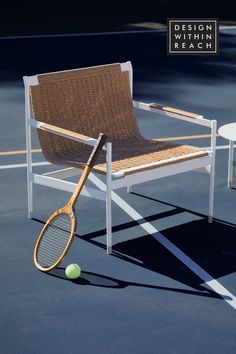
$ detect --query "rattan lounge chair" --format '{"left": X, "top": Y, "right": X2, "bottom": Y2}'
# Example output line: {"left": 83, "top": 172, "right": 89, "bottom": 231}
{"left": 24, "top": 61, "right": 217, "bottom": 253}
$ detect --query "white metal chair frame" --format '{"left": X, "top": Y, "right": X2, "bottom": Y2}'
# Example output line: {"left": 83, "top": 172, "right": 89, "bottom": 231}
{"left": 24, "top": 61, "right": 217, "bottom": 254}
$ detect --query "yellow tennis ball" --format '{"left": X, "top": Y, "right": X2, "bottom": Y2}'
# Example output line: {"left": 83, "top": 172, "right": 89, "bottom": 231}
{"left": 65, "top": 264, "right": 81, "bottom": 279}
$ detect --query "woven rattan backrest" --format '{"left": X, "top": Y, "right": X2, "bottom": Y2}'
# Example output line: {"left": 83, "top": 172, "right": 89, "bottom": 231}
{"left": 30, "top": 63, "right": 141, "bottom": 163}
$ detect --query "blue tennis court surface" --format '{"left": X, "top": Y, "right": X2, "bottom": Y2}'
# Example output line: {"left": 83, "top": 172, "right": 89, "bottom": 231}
{"left": 0, "top": 29, "right": 236, "bottom": 353}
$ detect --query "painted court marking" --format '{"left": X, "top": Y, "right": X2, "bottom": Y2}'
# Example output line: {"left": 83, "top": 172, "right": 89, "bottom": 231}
{"left": 0, "top": 29, "right": 165, "bottom": 40}
{"left": 0, "top": 148, "right": 41, "bottom": 156}
{"left": 0, "top": 26, "right": 233, "bottom": 40}
{"left": 0, "top": 143, "right": 235, "bottom": 170}
{"left": 0, "top": 133, "right": 221, "bottom": 158}
{"left": 0, "top": 162, "right": 50, "bottom": 170}
{"left": 90, "top": 173, "right": 236, "bottom": 310}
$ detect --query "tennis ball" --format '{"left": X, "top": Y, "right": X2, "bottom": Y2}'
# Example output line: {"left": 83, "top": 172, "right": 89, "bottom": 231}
{"left": 65, "top": 264, "right": 81, "bottom": 280}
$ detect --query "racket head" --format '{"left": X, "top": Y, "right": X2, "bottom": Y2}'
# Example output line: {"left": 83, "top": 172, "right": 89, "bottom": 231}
{"left": 34, "top": 209, "right": 76, "bottom": 272}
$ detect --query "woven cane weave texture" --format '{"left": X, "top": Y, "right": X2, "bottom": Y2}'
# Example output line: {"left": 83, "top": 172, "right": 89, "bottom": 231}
{"left": 31, "top": 64, "right": 208, "bottom": 175}
{"left": 37, "top": 63, "right": 121, "bottom": 84}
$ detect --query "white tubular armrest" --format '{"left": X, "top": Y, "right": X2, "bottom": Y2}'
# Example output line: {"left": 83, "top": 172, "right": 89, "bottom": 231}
{"left": 27, "top": 118, "right": 98, "bottom": 147}
{"left": 133, "top": 100, "right": 212, "bottom": 127}
{"left": 150, "top": 103, "right": 202, "bottom": 119}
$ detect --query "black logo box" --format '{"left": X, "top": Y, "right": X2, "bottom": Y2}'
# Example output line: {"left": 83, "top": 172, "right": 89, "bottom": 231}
{"left": 167, "top": 19, "right": 219, "bottom": 55}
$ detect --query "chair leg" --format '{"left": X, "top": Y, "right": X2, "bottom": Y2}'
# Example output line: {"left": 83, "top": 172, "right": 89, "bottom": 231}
{"left": 208, "top": 119, "right": 216, "bottom": 224}
{"left": 27, "top": 179, "right": 33, "bottom": 219}
{"left": 25, "top": 120, "right": 33, "bottom": 219}
{"left": 127, "top": 185, "right": 132, "bottom": 193}
{"left": 106, "top": 142, "right": 112, "bottom": 254}
{"left": 228, "top": 140, "right": 234, "bottom": 188}
{"left": 106, "top": 189, "right": 112, "bottom": 254}
{"left": 208, "top": 163, "right": 215, "bottom": 223}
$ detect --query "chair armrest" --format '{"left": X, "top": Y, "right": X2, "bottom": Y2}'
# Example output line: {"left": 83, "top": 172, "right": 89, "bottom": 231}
{"left": 149, "top": 103, "right": 201, "bottom": 119}
{"left": 133, "top": 100, "right": 212, "bottom": 128}
{"left": 27, "top": 118, "right": 98, "bottom": 147}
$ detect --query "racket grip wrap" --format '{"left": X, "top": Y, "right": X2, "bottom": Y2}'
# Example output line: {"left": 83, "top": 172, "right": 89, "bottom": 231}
{"left": 87, "top": 133, "right": 108, "bottom": 168}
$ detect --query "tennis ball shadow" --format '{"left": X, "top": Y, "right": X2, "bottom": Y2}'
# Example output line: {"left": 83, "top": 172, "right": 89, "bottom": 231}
{"left": 48, "top": 267, "right": 89, "bottom": 285}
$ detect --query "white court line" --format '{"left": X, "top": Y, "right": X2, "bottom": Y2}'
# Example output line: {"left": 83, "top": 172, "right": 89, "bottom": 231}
{"left": 90, "top": 172, "right": 236, "bottom": 310}
{"left": 203, "top": 144, "right": 236, "bottom": 150}
{"left": 0, "top": 29, "right": 165, "bottom": 40}
{"left": 0, "top": 144, "right": 235, "bottom": 170}
{"left": 0, "top": 161, "right": 50, "bottom": 170}
{"left": 220, "top": 26, "right": 236, "bottom": 30}
{"left": 0, "top": 26, "right": 233, "bottom": 40}
{"left": 216, "top": 144, "right": 236, "bottom": 150}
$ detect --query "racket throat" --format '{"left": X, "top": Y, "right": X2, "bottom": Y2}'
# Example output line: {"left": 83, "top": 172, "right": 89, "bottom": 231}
{"left": 69, "top": 166, "right": 91, "bottom": 208}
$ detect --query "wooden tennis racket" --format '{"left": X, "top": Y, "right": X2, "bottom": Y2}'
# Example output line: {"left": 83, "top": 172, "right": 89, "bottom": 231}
{"left": 34, "top": 133, "right": 107, "bottom": 272}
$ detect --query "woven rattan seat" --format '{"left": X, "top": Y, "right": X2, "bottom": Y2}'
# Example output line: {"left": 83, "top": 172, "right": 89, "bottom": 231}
{"left": 39, "top": 137, "right": 207, "bottom": 175}
{"left": 30, "top": 64, "right": 208, "bottom": 176}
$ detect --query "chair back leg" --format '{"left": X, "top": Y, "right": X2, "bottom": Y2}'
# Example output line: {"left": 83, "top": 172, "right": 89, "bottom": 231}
{"left": 208, "top": 164, "right": 215, "bottom": 223}
{"left": 208, "top": 119, "right": 217, "bottom": 223}
{"left": 127, "top": 185, "right": 133, "bottom": 193}
{"left": 24, "top": 82, "right": 34, "bottom": 219}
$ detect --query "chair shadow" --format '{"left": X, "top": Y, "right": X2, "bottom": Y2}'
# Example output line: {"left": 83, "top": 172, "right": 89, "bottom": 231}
{"left": 111, "top": 220, "right": 236, "bottom": 283}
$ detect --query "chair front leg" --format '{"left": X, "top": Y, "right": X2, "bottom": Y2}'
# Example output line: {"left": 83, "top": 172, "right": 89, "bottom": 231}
{"left": 106, "top": 141, "right": 112, "bottom": 253}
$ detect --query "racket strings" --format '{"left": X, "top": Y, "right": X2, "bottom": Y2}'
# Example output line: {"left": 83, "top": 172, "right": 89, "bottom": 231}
{"left": 37, "top": 213, "right": 72, "bottom": 268}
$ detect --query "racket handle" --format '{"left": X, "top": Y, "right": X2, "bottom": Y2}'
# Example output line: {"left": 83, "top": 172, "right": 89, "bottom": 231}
{"left": 87, "top": 133, "right": 108, "bottom": 168}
